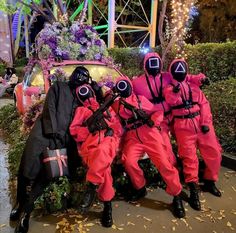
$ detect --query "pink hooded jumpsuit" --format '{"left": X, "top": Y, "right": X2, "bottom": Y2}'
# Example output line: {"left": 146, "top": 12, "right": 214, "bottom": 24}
{"left": 132, "top": 52, "right": 206, "bottom": 166}
{"left": 112, "top": 78, "right": 182, "bottom": 196}
{"left": 163, "top": 59, "right": 222, "bottom": 184}
{"left": 70, "top": 95, "right": 122, "bottom": 201}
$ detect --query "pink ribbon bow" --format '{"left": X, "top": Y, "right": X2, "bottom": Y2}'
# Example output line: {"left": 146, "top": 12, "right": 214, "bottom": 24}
{"left": 43, "top": 149, "right": 67, "bottom": 176}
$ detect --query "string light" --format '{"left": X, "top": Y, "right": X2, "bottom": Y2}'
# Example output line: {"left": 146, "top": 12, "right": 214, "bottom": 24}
{"left": 170, "top": 0, "right": 195, "bottom": 58}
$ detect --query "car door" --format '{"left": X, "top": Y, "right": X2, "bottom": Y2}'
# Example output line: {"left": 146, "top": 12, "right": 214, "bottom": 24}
{"left": 22, "top": 64, "right": 45, "bottom": 112}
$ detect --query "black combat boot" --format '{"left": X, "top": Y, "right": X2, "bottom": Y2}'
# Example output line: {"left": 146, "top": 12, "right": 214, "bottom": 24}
{"left": 202, "top": 180, "right": 221, "bottom": 197}
{"left": 128, "top": 186, "right": 147, "bottom": 202}
{"left": 15, "top": 213, "right": 30, "bottom": 233}
{"left": 172, "top": 195, "right": 185, "bottom": 218}
{"left": 101, "top": 201, "right": 113, "bottom": 228}
{"left": 188, "top": 182, "right": 201, "bottom": 211}
{"left": 79, "top": 182, "right": 97, "bottom": 213}
{"left": 10, "top": 202, "right": 23, "bottom": 221}
{"left": 10, "top": 178, "right": 33, "bottom": 221}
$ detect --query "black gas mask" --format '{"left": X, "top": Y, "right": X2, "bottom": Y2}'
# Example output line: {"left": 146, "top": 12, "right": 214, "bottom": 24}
{"left": 145, "top": 57, "right": 161, "bottom": 77}
{"left": 171, "top": 61, "right": 187, "bottom": 82}
{"left": 115, "top": 80, "right": 132, "bottom": 98}
{"left": 76, "top": 85, "right": 94, "bottom": 103}
{"left": 69, "top": 66, "right": 90, "bottom": 88}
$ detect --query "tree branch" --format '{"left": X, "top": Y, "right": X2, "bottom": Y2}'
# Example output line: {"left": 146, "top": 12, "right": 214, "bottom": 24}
{"left": 158, "top": 0, "right": 168, "bottom": 50}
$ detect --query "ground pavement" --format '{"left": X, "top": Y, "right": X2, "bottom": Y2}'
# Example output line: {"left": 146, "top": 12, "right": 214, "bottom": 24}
{"left": 0, "top": 98, "right": 235, "bottom": 233}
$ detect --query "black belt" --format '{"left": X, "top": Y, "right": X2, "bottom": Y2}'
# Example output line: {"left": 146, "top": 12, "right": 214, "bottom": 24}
{"left": 125, "top": 122, "right": 145, "bottom": 131}
{"left": 174, "top": 111, "right": 200, "bottom": 119}
{"left": 164, "top": 110, "right": 171, "bottom": 116}
{"left": 122, "top": 117, "right": 140, "bottom": 126}
{"left": 172, "top": 101, "right": 198, "bottom": 110}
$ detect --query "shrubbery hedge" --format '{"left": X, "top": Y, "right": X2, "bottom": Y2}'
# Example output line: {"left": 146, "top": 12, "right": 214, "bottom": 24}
{"left": 204, "top": 77, "right": 236, "bottom": 153}
{"left": 109, "top": 41, "right": 236, "bottom": 82}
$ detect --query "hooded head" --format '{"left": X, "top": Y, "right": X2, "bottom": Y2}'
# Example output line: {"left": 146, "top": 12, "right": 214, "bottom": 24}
{"left": 169, "top": 59, "right": 188, "bottom": 82}
{"left": 144, "top": 52, "right": 162, "bottom": 77}
{"left": 76, "top": 84, "right": 95, "bottom": 105}
{"left": 115, "top": 77, "right": 133, "bottom": 98}
{"left": 69, "top": 66, "right": 90, "bottom": 88}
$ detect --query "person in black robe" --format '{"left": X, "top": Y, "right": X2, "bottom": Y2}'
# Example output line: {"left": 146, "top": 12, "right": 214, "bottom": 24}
{"left": 10, "top": 66, "right": 103, "bottom": 233}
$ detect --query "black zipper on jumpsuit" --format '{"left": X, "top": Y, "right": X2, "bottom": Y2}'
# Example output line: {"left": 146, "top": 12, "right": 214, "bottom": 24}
{"left": 180, "top": 82, "right": 198, "bottom": 134}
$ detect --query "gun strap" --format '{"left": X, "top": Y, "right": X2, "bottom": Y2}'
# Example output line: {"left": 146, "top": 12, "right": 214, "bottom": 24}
{"left": 171, "top": 83, "right": 197, "bottom": 110}
{"left": 118, "top": 97, "right": 150, "bottom": 126}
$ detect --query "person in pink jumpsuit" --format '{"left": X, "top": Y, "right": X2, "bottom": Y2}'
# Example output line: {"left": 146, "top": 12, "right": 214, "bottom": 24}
{"left": 163, "top": 59, "right": 222, "bottom": 211}
{"left": 112, "top": 77, "right": 185, "bottom": 218}
{"left": 132, "top": 52, "right": 207, "bottom": 166}
{"left": 70, "top": 85, "right": 122, "bottom": 227}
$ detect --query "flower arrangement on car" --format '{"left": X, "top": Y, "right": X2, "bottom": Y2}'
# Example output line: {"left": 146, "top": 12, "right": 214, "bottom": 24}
{"left": 36, "top": 21, "right": 109, "bottom": 62}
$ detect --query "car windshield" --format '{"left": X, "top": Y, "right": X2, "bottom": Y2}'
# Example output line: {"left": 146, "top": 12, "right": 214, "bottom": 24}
{"left": 50, "top": 64, "right": 121, "bottom": 82}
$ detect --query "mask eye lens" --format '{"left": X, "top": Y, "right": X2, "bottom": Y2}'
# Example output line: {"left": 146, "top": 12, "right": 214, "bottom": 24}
{"left": 79, "top": 86, "right": 89, "bottom": 96}
{"left": 117, "top": 80, "right": 128, "bottom": 91}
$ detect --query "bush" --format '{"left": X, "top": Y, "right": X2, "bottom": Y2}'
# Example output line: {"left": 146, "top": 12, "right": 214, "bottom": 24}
{"left": 185, "top": 42, "right": 236, "bottom": 82}
{"left": 0, "top": 104, "right": 26, "bottom": 176}
{"left": 109, "top": 41, "right": 236, "bottom": 81}
{"left": 204, "top": 77, "right": 236, "bottom": 153}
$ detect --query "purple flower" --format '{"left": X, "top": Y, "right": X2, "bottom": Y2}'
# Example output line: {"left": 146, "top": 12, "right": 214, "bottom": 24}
{"left": 84, "top": 25, "right": 97, "bottom": 33}
{"left": 80, "top": 46, "right": 87, "bottom": 55}
{"left": 79, "top": 37, "right": 87, "bottom": 44}
{"left": 61, "top": 52, "right": 69, "bottom": 60}
{"left": 94, "top": 53, "right": 102, "bottom": 60}
{"left": 95, "top": 39, "right": 102, "bottom": 46}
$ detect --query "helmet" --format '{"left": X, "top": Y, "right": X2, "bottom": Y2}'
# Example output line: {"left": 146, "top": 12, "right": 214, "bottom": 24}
{"left": 76, "top": 85, "right": 94, "bottom": 103}
{"left": 69, "top": 66, "right": 90, "bottom": 87}
{"left": 170, "top": 61, "right": 187, "bottom": 82}
{"left": 145, "top": 56, "right": 162, "bottom": 77}
{"left": 116, "top": 80, "right": 132, "bottom": 98}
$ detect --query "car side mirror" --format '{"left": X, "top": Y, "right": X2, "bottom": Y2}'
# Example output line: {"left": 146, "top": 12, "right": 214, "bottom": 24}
{"left": 25, "top": 86, "right": 41, "bottom": 96}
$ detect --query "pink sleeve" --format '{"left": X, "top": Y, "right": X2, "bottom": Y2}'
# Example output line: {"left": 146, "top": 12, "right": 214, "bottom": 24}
{"left": 151, "top": 110, "right": 163, "bottom": 126}
{"left": 69, "top": 107, "right": 90, "bottom": 143}
{"left": 186, "top": 73, "right": 206, "bottom": 87}
{"left": 198, "top": 91, "right": 212, "bottom": 126}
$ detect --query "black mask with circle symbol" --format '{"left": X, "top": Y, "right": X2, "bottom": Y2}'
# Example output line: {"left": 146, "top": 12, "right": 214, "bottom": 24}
{"left": 116, "top": 80, "right": 132, "bottom": 98}
{"left": 77, "top": 85, "right": 94, "bottom": 103}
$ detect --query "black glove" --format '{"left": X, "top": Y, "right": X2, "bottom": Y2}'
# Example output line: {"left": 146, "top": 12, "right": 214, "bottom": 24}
{"left": 88, "top": 124, "right": 97, "bottom": 134}
{"left": 105, "top": 128, "right": 114, "bottom": 137}
{"left": 156, "top": 125, "right": 161, "bottom": 131}
{"left": 173, "top": 84, "right": 180, "bottom": 93}
{"left": 146, "top": 119, "right": 154, "bottom": 128}
{"left": 201, "top": 77, "right": 210, "bottom": 86}
{"left": 201, "top": 125, "right": 210, "bottom": 134}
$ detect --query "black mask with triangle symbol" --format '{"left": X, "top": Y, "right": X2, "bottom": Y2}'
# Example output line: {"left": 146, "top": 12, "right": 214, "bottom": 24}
{"left": 171, "top": 61, "right": 187, "bottom": 82}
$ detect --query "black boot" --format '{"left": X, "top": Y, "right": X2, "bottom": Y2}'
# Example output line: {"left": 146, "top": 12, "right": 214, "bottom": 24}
{"left": 203, "top": 180, "right": 221, "bottom": 197}
{"left": 79, "top": 182, "right": 97, "bottom": 213}
{"left": 15, "top": 213, "right": 30, "bottom": 233}
{"left": 172, "top": 196, "right": 185, "bottom": 218}
{"left": 11, "top": 179, "right": 33, "bottom": 221}
{"left": 188, "top": 182, "right": 201, "bottom": 211}
{"left": 128, "top": 186, "right": 147, "bottom": 202}
{"left": 10, "top": 202, "right": 22, "bottom": 221}
{"left": 101, "top": 201, "right": 113, "bottom": 228}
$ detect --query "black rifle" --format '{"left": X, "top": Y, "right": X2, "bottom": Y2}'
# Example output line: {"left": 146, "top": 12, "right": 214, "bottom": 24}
{"left": 85, "top": 93, "right": 120, "bottom": 133}
{"left": 120, "top": 99, "right": 154, "bottom": 127}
